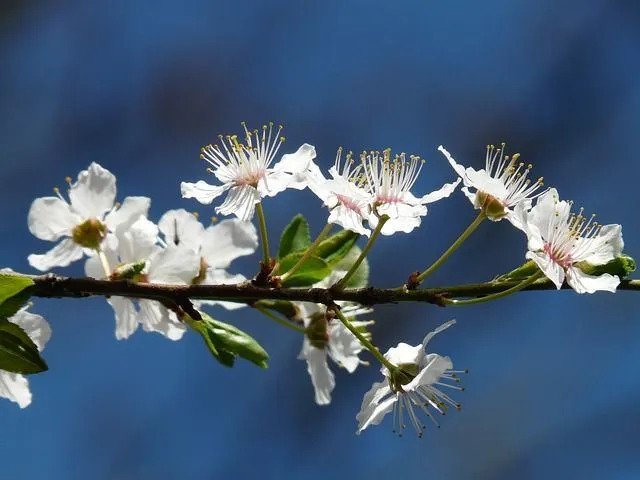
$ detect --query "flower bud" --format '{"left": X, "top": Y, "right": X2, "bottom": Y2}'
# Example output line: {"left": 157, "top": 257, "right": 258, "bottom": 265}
{"left": 476, "top": 191, "right": 507, "bottom": 220}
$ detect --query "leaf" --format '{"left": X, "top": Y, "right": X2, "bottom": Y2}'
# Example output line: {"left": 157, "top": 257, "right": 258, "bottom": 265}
{"left": 278, "top": 214, "right": 311, "bottom": 259}
{"left": 576, "top": 254, "right": 637, "bottom": 278}
{"left": 253, "top": 300, "right": 299, "bottom": 319}
{"left": 314, "top": 230, "right": 359, "bottom": 266}
{"left": 0, "top": 320, "right": 48, "bottom": 374}
{"left": 0, "top": 273, "right": 35, "bottom": 318}
{"left": 275, "top": 253, "right": 331, "bottom": 287}
{"left": 493, "top": 260, "right": 540, "bottom": 282}
{"left": 333, "top": 246, "right": 369, "bottom": 288}
{"left": 196, "top": 313, "right": 270, "bottom": 369}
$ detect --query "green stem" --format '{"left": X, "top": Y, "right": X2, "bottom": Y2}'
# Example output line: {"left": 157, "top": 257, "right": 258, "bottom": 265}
{"left": 331, "top": 305, "right": 396, "bottom": 372}
{"left": 416, "top": 212, "right": 486, "bottom": 284}
{"left": 334, "top": 215, "right": 389, "bottom": 290}
{"left": 255, "top": 203, "right": 271, "bottom": 265}
{"left": 442, "top": 271, "right": 545, "bottom": 306}
{"left": 255, "top": 305, "right": 306, "bottom": 333}
{"left": 280, "top": 223, "right": 333, "bottom": 281}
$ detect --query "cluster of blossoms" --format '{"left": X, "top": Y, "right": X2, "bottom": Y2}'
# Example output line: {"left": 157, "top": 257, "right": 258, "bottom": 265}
{"left": 10, "top": 123, "right": 626, "bottom": 438}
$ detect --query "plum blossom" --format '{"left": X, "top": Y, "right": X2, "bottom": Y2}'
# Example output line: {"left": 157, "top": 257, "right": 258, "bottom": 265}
{"left": 28, "top": 162, "right": 149, "bottom": 271}
{"left": 85, "top": 217, "right": 199, "bottom": 340}
{"left": 158, "top": 209, "right": 258, "bottom": 310}
{"left": 181, "top": 122, "right": 317, "bottom": 221}
{"left": 297, "top": 302, "right": 371, "bottom": 405}
{"left": 306, "top": 147, "right": 373, "bottom": 236}
{"left": 517, "top": 188, "right": 624, "bottom": 294}
{"left": 439, "top": 143, "right": 545, "bottom": 226}
{"left": 356, "top": 320, "right": 465, "bottom": 436}
{"left": 362, "top": 149, "right": 460, "bottom": 235}
{"left": 0, "top": 307, "right": 52, "bottom": 408}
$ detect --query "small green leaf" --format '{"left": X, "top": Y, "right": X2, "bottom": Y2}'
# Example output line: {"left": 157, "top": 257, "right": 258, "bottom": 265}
{"left": 0, "top": 273, "right": 34, "bottom": 318}
{"left": 276, "top": 253, "right": 331, "bottom": 287}
{"left": 576, "top": 254, "right": 637, "bottom": 278}
{"left": 493, "top": 260, "right": 540, "bottom": 282}
{"left": 278, "top": 214, "right": 311, "bottom": 259}
{"left": 195, "top": 313, "right": 270, "bottom": 369}
{"left": 315, "top": 230, "right": 359, "bottom": 266}
{"left": 333, "top": 246, "right": 369, "bottom": 288}
{"left": 0, "top": 320, "right": 48, "bottom": 374}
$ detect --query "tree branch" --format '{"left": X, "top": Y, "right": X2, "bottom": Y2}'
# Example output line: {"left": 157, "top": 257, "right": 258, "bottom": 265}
{"left": 28, "top": 274, "right": 640, "bottom": 308}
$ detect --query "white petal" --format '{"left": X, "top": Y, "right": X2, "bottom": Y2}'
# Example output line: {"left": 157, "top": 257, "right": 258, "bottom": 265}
{"left": 158, "top": 209, "right": 205, "bottom": 251}
{"left": 9, "top": 309, "right": 52, "bottom": 351}
{"left": 27, "top": 197, "right": 80, "bottom": 241}
{"left": 118, "top": 217, "right": 159, "bottom": 263}
{"left": 104, "top": 196, "right": 151, "bottom": 234}
{"left": 460, "top": 186, "right": 477, "bottom": 206}
{"left": 69, "top": 162, "right": 117, "bottom": 218}
{"left": 383, "top": 342, "right": 423, "bottom": 370}
{"left": 84, "top": 248, "right": 118, "bottom": 279}
{"left": 200, "top": 219, "right": 258, "bottom": 269}
{"left": 405, "top": 354, "right": 453, "bottom": 391}
{"left": 421, "top": 319, "right": 456, "bottom": 351}
{"left": 328, "top": 322, "right": 363, "bottom": 373}
{"left": 465, "top": 168, "right": 508, "bottom": 199}
{"left": 507, "top": 200, "right": 530, "bottom": 232}
{"left": 371, "top": 203, "right": 425, "bottom": 236}
{"left": 181, "top": 180, "right": 230, "bottom": 205}
{"left": 356, "top": 381, "right": 396, "bottom": 434}
{"left": 580, "top": 224, "right": 624, "bottom": 265}
{"left": 216, "top": 185, "right": 260, "bottom": 222}
{"left": 28, "top": 238, "right": 84, "bottom": 271}
{"left": 526, "top": 251, "right": 565, "bottom": 289}
{"left": 328, "top": 206, "right": 370, "bottom": 237}
{"left": 420, "top": 178, "right": 461, "bottom": 204}
{"left": 138, "top": 300, "right": 186, "bottom": 341}
{"left": 303, "top": 343, "right": 335, "bottom": 405}
{"left": 0, "top": 372, "right": 31, "bottom": 408}
{"left": 272, "top": 143, "right": 317, "bottom": 189}
{"left": 438, "top": 145, "right": 467, "bottom": 178}
{"left": 566, "top": 267, "right": 620, "bottom": 294}
{"left": 148, "top": 245, "right": 199, "bottom": 284}
{"left": 107, "top": 297, "right": 139, "bottom": 340}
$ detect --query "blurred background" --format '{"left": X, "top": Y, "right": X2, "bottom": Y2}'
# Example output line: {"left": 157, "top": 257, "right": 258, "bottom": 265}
{"left": 1, "top": 0, "right": 639, "bottom": 478}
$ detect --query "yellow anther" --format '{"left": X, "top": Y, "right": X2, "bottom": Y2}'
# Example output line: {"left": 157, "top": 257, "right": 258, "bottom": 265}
{"left": 65, "top": 176, "right": 72, "bottom": 185}
{"left": 211, "top": 216, "right": 219, "bottom": 223}
{"left": 192, "top": 211, "right": 199, "bottom": 219}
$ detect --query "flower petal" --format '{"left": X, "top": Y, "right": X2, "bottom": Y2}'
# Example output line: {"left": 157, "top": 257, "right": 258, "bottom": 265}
{"left": 200, "top": 219, "right": 258, "bottom": 269}
{"left": 148, "top": 245, "right": 199, "bottom": 284}
{"left": 216, "top": 185, "right": 260, "bottom": 222}
{"left": 158, "top": 208, "right": 205, "bottom": 251}
{"left": 28, "top": 238, "right": 84, "bottom": 271}
{"left": 566, "top": 267, "right": 620, "bottom": 294}
{"left": 356, "top": 381, "right": 396, "bottom": 434}
{"left": 9, "top": 308, "right": 51, "bottom": 352}
{"left": 328, "top": 322, "right": 363, "bottom": 373}
{"left": 28, "top": 197, "right": 80, "bottom": 241}
{"left": 181, "top": 180, "right": 230, "bottom": 205}
{"left": 405, "top": 353, "right": 453, "bottom": 391}
{"left": 107, "top": 297, "right": 139, "bottom": 340}
{"left": 383, "top": 342, "right": 423, "bottom": 371}
{"left": 118, "top": 217, "right": 159, "bottom": 263}
{"left": 104, "top": 196, "right": 151, "bottom": 234}
{"left": 580, "top": 224, "right": 624, "bottom": 265}
{"left": 0, "top": 372, "right": 31, "bottom": 408}
{"left": 421, "top": 319, "right": 456, "bottom": 351}
{"left": 272, "top": 143, "right": 317, "bottom": 189}
{"left": 438, "top": 145, "right": 467, "bottom": 178}
{"left": 526, "top": 251, "right": 564, "bottom": 289}
{"left": 302, "top": 342, "right": 335, "bottom": 405}
{"left": 69, "top": 162, "right": 117, "bottom": 218}
{"left": 138, "top": 300, "right": 186, "bottom": 341}
{"left": 420, "top": 178, "right": 462, "bottom": 204}
{"left": 328, "top": 206, "right": 370, "bottom": 237}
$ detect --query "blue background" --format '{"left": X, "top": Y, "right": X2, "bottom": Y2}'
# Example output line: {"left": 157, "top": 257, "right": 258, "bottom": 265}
{"left": 1, "top": 1, "right": 639, "bottom": 478}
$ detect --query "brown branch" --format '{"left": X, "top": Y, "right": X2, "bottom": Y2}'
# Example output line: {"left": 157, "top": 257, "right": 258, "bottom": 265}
{"left": 28, "top": 274, "right": 640, "bottom": 308}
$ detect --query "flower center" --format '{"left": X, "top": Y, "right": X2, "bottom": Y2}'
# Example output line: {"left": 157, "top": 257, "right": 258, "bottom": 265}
{"left": 476, "top": 191, "right": 507, "bottom": 219}
{"left": 389, "top": 363, "right": 419, "bottom": 393}
{"left": 71, "top": 218, "right": 107, "bottom": 249}
{"left": 544, "top": 242, "right": 573, "bottom": 268}
{"left": 335, "top": 193, "right": 364, "bottom": 216}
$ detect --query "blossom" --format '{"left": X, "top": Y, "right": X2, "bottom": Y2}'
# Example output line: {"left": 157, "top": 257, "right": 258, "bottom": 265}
{"left": 85, "top": 217, "right": 199, "bottom": 340}
{"left": 0, "top": 307, "right": 52, "bottom": 408}
{"left": 362, "top": 149, "right": 460, "bottom": 235}
{"left": 158, "top": 209, "right": 258, "bottom": 310}
{"left": 297, "top": 302, "right": 371, "bottom": 405}
{"left": 28, "top": 162, "right": 150, "bottom": 271}
{"left": 181, "top": 122, "right": 317, "bottom": 221}
{"left": 356, "top": 320, "right": 464, "bottom": 436}
{"left": 517, "top": 188, "right": 624, "bottom": 293}
{"left": 439, "top": 143, "right": 545, "bottom": 226}
{"left": 305, "top": 147, "right": 373, "bottom": 236}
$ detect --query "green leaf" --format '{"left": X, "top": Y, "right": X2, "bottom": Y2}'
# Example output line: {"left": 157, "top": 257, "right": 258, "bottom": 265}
{"left": 194, "top": 313, "right": 270, "bottom": 369}
{"left": 278, "top": 214, "right": 311, "bottom": 259}
{"left": 314, "top": 230, "right": 359, "bottom": 266}
{"left": 576, "top": 254, "right": 637, "bottom": 278}
{"left": 0, "top": 320, "right": 48, "bottom": 374}
{"left": 275, "top": 253, "right": 331, "bottom": 287}
{"left": 333, "top": 246, "right": 369, "bottom": 288}
{"left": 0, "top": 273, "right": 34, "bottom": 318}
{"left": 493, "top": 260, "right": 540, "bottom": 282}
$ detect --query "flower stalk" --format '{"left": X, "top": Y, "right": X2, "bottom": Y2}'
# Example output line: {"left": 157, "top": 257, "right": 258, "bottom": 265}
{"left": 255, "top": 203, "right": 271, "bottom": 266}
{"left": 441, "top": 270, "right": 544, "bottom": 306}
{"left": 280, "top": 223, "right": 333, "bottom": 282}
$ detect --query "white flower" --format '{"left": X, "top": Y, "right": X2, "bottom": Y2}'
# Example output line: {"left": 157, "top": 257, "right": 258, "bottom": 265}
{"left": 517, "top": 188, "right": 624, "bottom": 294}
{"left": 181, "top": 122, "right": 317, "bottom": 221}
{"left": 28, "top": 162, "right": 150, "bottom": 271}
{"left": 439, "top": 143, "right": 545, "bottom": 226}
{"left": 85, "top": 217, "right": 200, "bottom": 340}
{"left": 158, "top": 209, "right": 258, "bottom": 310}
{"left": 0, "top": 307, "right": 52, "bottom": 408}
{"left": 356, "top": 320, "right": 464, "bottom": 436}
{"left": 362, "top": 149, "right": 461, "bottom": 235}
{"left": 297, "top": 302, "right": 371, "bottom": 405}
{"left": 306, "top": 147, "right": 373, "bottom": 236}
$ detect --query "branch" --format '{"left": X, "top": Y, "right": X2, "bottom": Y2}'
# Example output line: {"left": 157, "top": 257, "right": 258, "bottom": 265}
{"left": 29, "top": 274, "right": 640, "bottom": 308}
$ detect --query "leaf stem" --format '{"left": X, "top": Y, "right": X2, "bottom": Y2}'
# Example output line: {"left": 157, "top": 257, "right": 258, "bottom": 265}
{"left": 334, "top": 215, "right": 389, "bottom": 290}
{"left": 280, "top": 223, "right": 333, "bottom": 282}
{"left": 416, "top": 212, "right": 486, "bottom": 284}
{"left": 255, "top": 203, "right": 271, "bottom": 266}
{"left": 254, "top": 305, "right": 306, "bottom": 333}
{"left": 442, "top": 271, "right": 545, "bottom": 306}
{"left": 331, "top": 304, "right": 396, "bottom": 372}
